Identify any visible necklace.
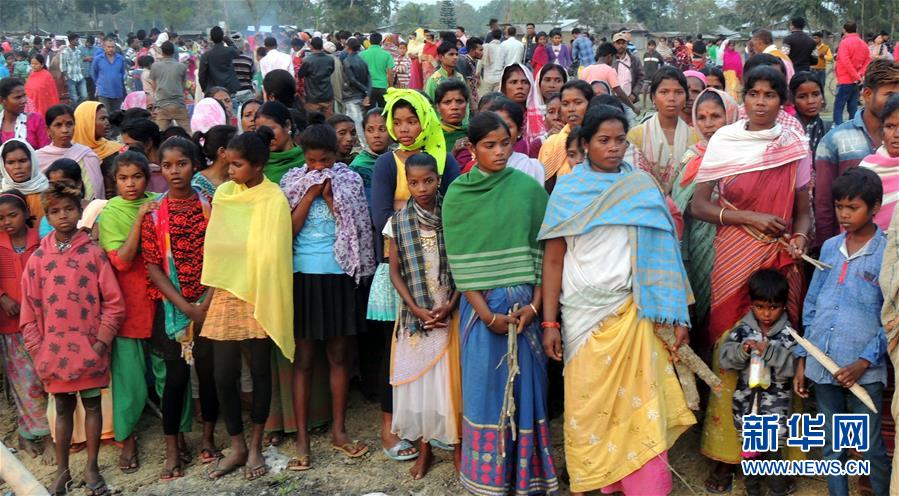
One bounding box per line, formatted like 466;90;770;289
55;233;73;252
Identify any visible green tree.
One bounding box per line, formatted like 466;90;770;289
394;2;436;32
321;0;391;31
75;0;124;28
440;0;456;29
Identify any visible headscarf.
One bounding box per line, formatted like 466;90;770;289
501;63;545;145
122;91;148;110
383;88;447;173
280;164;376;282
0;139;48;195
860;146;899;229
722;41;743;79
695;120;809;184
683;70;707;85
73;101;123;160
237;100;260;133
190;98;227;135
679;88;740;187
35;143;106;200
633;112;695;195
155;32;169;47
98;191;158;251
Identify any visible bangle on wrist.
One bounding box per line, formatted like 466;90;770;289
791;232;809;242
529;303;539;316
541;321;561;329
719;207;727;225
487;313;497;327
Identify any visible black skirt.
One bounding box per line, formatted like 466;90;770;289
294;272;366;341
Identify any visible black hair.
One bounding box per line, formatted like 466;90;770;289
560;79;595;103
256;101;295;136
565;128;581;149
789;71;824;102
743;54;786;81
538;63;568;85
45;104;74;127
651;66;689;95
487;97;525;133
290;38;304;49
437;41;456;56
68;32;79;42
0;189;33;227
299;123;338;153
363;32;380;46
41;179;83;213
159;136;201;170
161;41;175;56
752;29;773;46
578;104;629;142
435;79;470;104
31;54;45;68
832;167;883;209
791;17;806;30
137;55;154;68
121;118;162;151
748;269;789;304
405;152;438;175
326;113;355;129
0;140;30;161
310;37;323;51
44;158;86;198
506;26;517;37
210;26;224;43
162;126;191;141
465;37;482;52
227;129;273;167
193;124;238;164
545;92;561;104
596;42;616;58
1;78;25;98
256;46;268;58
647;38;657;46
363;107;385;127
881;94;899;122
695;90;725;112
744;66;788;104
467;111;510;145
205;86;230;98
700;65;725;84
113;150;152;180
262;69;299;109
264;37;277;48
490;29;503;40
390;98;417;118
588;94;626;113
346;38;361;52
109;107;152;128
476;91;506;112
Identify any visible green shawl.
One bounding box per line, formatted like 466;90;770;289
265;146;305;185
98;192;158;251
442;167;548;292
349;150;378;191
441;123;468;152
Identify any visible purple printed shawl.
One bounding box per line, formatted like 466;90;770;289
280;163;376;282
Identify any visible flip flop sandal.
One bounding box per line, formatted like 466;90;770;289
118;453;139;474
331;441;369;459
264;432;284;447
287;455;312;472
704;472;734;494
84;477;109;496
159;465;184;482
199;448;224;464
429;439;454;451
243;463;267;481
383;439;419;461
206;458;242;480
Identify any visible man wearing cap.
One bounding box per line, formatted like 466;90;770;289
612;32;642;105
484;19;500;43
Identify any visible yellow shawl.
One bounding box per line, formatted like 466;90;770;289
201;178;295;360
74;101;123;160
539;124;573;181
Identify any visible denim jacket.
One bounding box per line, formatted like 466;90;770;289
797;228;888;386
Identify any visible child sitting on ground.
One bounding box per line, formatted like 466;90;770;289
795;167;893;495
719;269;796;496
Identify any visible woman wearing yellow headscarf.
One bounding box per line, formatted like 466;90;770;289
368;88;460;460
73;101;123;198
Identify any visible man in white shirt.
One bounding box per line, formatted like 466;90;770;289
259;36;294;77
478;30;504;94
500;26;525;67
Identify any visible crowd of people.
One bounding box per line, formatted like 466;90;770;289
1;15;899;496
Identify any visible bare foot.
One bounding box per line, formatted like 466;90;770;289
40;438;56;466
18;434;42;458
409;444;432;480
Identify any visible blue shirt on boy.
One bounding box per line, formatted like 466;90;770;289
797;227;888;386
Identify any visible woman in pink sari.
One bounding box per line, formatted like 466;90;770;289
721;40;743;101
690;66;811;492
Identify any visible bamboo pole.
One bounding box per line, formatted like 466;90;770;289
655;324;722;390
0;441;50;496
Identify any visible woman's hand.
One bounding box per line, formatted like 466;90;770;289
667;325;689;361
510;304;539;334
744;212;787;237
0;294;20;317
543;327;562;361
91;341;108;357
185;303;208;327
483;312;518;335
137;201;159;217
425;302;454;329
411;305;439;328
787;235;808;260
322;179;333;203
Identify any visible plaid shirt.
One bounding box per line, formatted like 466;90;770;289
61;46;84;82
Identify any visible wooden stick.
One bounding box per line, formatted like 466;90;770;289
785;327;878;413
0;441;50;496
674;361;700;410
655;324;722;390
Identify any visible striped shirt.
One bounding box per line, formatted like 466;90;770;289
232;54;255;92
813;109;875;246
61;46;84;82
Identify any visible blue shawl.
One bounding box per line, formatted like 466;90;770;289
538;162;692;326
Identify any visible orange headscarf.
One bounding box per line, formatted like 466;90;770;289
73;101;122;160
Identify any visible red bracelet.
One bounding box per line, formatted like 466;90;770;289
541;321;561;329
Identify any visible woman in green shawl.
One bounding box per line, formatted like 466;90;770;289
349;108;393;208
255;101;305;184
434;79;470;166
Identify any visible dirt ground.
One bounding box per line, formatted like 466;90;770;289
1;389;836;496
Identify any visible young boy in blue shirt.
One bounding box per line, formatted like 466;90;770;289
795;167;892;495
